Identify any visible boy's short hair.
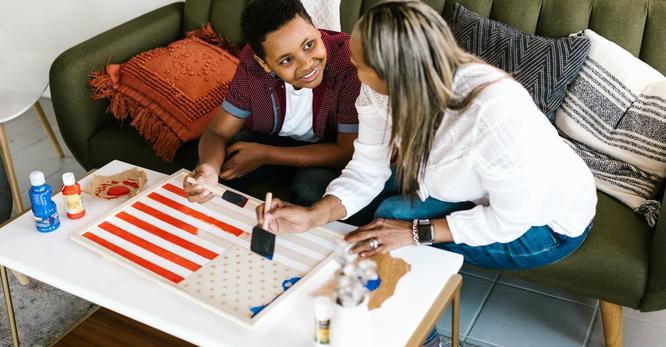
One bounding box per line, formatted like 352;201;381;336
241;0;314;59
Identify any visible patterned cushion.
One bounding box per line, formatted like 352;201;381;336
449;3;591;121
555;29;666;225
89;25;239;162
301;0;341;31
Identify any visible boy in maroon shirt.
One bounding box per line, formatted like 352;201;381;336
184;0;360;206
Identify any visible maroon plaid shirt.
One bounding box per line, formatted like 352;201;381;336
222;30;361;141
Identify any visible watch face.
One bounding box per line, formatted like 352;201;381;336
417;224;434;243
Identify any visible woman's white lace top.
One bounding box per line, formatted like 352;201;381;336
325;63;597;246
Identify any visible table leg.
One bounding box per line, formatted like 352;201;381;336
1;265;20;347
406;273;463;347
0;123;24;212
451;284;461;347
34;101;64;158
10;272;30;286
0;124;31;286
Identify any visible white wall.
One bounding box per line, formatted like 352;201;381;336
0;0;176;97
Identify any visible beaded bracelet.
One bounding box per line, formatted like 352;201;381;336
411;219;420;245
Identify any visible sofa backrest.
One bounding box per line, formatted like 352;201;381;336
183;0;446;42
182;0;665;198
183;0;665;75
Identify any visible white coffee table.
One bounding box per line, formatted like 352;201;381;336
0;160;463;347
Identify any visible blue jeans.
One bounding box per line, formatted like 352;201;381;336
375;195;590;270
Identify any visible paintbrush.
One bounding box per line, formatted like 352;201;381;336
186;176;249;207
251;192;276;259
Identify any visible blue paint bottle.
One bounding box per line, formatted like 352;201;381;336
29;171;60;232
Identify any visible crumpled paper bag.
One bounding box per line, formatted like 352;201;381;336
85;168;147;199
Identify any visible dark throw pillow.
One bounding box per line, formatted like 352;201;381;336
449;3;591;122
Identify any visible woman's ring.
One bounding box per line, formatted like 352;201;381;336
368;238;379;250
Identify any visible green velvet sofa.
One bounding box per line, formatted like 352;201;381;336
50;0;666;345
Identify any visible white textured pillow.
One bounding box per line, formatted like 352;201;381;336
555;29;666;225
301;0;341;32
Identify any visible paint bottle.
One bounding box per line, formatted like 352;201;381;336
28;171;60;232
61;172;85;219
314;296;332;346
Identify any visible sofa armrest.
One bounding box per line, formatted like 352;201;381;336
49;2;184;169
642;191;666;310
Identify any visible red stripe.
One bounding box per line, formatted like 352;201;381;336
132;201;197;234
162;183;187;198
83;232;184;283
99;222;201;272
148;192;244;237
116;211;218;260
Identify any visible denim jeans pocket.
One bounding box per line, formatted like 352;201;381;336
518;225;560;256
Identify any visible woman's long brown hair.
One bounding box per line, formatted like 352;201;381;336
356;0;502;194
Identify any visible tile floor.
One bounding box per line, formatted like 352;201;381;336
4;98;666;347
434;267;666;347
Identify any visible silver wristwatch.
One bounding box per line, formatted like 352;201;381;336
416;219;435;246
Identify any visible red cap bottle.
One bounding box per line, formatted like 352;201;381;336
62;172;85;219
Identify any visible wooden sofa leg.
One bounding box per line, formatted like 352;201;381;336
600;301;623;347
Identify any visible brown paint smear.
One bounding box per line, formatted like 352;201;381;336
367;253;411;310
315;252;411;310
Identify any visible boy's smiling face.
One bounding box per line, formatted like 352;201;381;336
255;15;326;89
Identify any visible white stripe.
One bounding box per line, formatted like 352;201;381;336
126;206;226;255
310;228;343;243
271;254;311;273
89;226;192;278
280;233;334;256
273;236;326;261
295;231;336;250
108;215;211;266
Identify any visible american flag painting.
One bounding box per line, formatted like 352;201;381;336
72;169;341;328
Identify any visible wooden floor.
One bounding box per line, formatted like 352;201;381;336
52;308;195;347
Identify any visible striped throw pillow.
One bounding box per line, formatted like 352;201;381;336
449;3;591;122
555;29;666;226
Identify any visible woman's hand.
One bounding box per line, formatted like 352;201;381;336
344;218;415;257
256;198;316;233
220;142;268;180
183;163;219;203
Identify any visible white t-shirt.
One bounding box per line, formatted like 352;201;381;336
325;63;597;247
279;83;318;142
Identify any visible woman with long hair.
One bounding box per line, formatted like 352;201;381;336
258;0;596;282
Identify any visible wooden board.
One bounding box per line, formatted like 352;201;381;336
72;169;341;329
